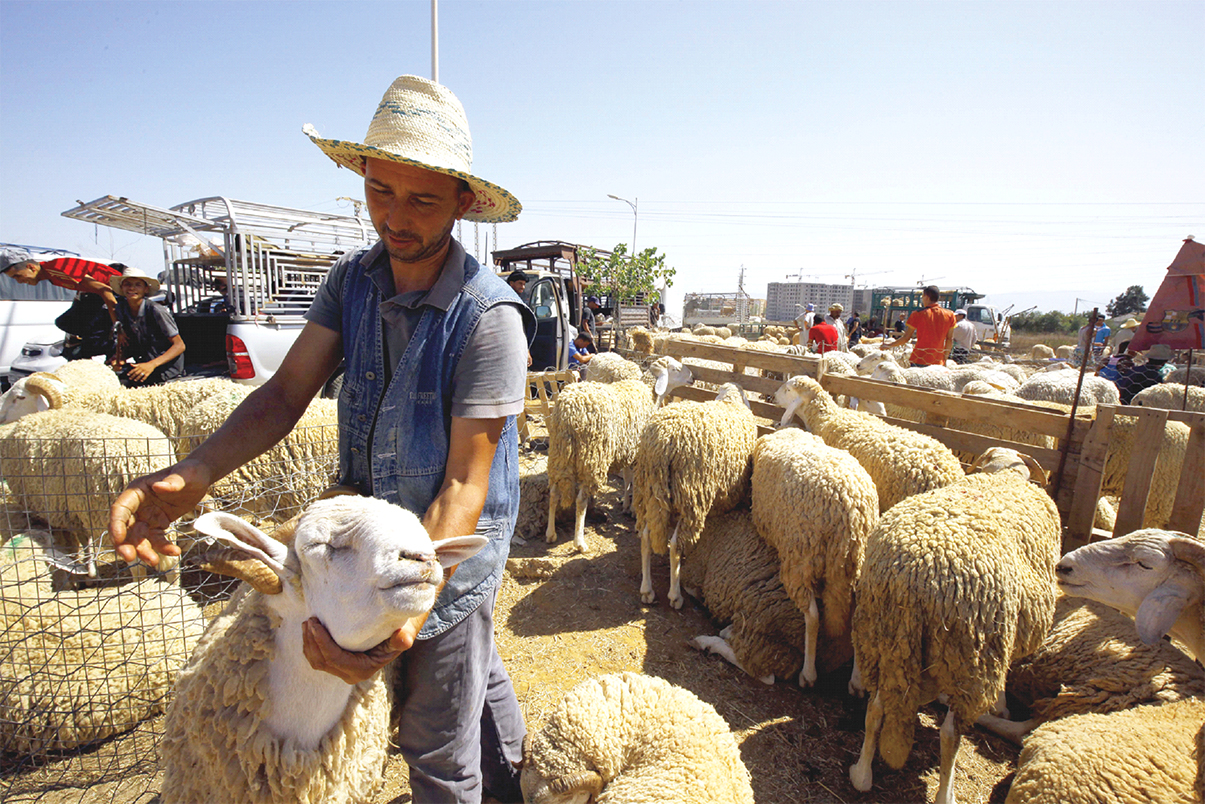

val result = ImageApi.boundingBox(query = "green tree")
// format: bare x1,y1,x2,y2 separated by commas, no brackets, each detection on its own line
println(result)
576,244,676,304
1106,285,1148,318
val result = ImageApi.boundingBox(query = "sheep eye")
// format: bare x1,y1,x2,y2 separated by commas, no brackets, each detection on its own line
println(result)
1135,561,1152,570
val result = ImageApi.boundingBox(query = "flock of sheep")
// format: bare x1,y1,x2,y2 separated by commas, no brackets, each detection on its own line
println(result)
0,323,1201,803
527,324,1202,804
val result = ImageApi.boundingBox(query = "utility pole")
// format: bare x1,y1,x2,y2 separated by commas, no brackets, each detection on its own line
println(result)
431,0,439,82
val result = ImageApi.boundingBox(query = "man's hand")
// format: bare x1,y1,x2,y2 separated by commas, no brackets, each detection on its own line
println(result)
301,616,423,685
110,460,213,567
126,361,156,383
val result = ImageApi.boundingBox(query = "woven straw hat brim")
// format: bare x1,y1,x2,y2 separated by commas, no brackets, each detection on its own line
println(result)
110,273,160,295
306,133,521,224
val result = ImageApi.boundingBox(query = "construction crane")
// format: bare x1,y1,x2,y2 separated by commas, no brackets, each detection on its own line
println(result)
845,268,890,287
786,271,820,281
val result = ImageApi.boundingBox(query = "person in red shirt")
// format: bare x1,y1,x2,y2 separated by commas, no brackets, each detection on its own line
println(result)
882,285,956,366
808,317,839,353
4,256,122,324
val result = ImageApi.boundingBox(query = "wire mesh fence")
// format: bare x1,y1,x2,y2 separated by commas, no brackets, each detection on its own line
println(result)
1,424,338,803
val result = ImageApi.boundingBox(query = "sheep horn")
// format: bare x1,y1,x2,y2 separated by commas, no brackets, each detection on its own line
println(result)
1019,453,1048,487
189,545,283,595
23,373,64,409
535,771,604,804
318,484,363,500
1169,534,1205,576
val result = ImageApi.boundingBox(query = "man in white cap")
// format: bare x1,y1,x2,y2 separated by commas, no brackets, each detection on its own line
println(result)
824,302,848,351
110,76,533,802
950,308,977,363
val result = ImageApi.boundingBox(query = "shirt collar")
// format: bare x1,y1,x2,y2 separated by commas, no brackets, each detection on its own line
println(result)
363,238,466,312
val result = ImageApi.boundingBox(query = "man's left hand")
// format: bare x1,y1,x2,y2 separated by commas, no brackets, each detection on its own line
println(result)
301,616,421,685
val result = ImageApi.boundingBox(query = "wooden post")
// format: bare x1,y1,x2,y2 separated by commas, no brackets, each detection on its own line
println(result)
1067,405,1115,540
1113,408,1170,537
1167,419,1205,534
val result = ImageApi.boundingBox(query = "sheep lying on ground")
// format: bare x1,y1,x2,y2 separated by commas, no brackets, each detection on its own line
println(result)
546,358,692,552
1130,382,1205,411
520,672,754,804
1056,528,1203,662
0,409,178,576
160,495,486,804
1005,697,1204,804
775,375,964,513
1028,344,1056,360
634,383,758,608
749,429,877,688
850,448,1061,804
976,597,1205,743
685,511,825,685
0,532,206,755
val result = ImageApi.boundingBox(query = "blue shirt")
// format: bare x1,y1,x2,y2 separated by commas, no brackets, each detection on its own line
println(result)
569,345,590,366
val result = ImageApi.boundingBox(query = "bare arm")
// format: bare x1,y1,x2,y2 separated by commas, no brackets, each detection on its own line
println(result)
943,327,955,360
78,275,119,322
126,334,186,383
110,322,343,566
883,324,916,351
303,415,504,684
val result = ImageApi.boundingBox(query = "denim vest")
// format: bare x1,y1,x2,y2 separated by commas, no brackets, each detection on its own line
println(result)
336,246,534,638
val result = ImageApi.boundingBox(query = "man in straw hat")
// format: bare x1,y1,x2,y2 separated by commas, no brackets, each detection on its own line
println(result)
110,75,534,801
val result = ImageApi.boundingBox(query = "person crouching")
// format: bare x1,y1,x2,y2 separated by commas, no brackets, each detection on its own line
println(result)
110,266,185,386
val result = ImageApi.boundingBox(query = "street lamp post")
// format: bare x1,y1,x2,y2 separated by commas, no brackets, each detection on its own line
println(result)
607,194,637,255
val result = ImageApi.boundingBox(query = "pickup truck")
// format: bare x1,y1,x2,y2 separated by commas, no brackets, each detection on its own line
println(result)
55,195,374,394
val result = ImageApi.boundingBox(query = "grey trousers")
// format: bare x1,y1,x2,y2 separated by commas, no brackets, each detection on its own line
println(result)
394,585,526,803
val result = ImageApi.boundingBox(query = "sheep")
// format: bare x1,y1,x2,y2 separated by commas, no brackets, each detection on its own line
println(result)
774,375,964,513
0,359,121,423
1055,344,1074,359
177,394,339,523
1101,414,1193,532
0,409,178,577
159,495,487,804
1005,697,1204,804
546,358,693,552
748,428,878,688
975,598,1205,744
633,383,758,608
1165,364,1205,386
685,510,828,685
1056,528,1203,662
0,572,206,756
583,351,643,383
16,371,247,445
849,447,1061,804
519,671,754,804
624,326,654,355
1014,371,1120,407
1130,382,1205,412
1028,344,1056,360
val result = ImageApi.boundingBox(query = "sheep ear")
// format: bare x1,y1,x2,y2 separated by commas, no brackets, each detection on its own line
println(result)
654,371,669,399
431,535,489,568
192,512,292,593
1134,582,1191,646
779,398,801,427
1020,453,1048,486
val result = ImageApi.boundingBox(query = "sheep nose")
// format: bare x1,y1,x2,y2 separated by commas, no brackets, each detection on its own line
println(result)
1055,563,1072,576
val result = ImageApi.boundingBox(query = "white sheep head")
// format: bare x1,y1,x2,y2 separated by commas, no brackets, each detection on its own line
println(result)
773,374,823,427
1056,529,1204,662
191,496,487,652
649,356,693,406
0,373,64,423
968,447,1047,485
713,382,751,408
855,351,895,376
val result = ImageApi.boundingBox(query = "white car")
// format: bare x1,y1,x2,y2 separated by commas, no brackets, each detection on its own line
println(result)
0,245,78,390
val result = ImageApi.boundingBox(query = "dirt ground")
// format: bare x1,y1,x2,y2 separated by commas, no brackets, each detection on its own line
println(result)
4,443,1021,804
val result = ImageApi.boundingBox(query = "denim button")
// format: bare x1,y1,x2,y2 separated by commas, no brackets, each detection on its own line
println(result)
357,414,367,422
365,371,376,380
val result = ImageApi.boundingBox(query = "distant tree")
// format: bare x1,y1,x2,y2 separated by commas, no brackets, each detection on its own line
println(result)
577,244,676,304
1106,285,1149,318
1010,310,1087,334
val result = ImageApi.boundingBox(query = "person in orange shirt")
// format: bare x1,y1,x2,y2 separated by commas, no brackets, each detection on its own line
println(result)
882,286,957,366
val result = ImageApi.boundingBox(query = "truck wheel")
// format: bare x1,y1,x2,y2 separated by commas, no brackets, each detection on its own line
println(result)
321,370,344,399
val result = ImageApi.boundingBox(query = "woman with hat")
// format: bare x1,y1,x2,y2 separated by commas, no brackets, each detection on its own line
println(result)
1108,317,1140,357
111,265,185,386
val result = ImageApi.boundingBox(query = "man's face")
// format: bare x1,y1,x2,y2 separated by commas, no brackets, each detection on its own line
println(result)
120,278,150,302
364,158,476,266
509,279,526,295
4,263,40,285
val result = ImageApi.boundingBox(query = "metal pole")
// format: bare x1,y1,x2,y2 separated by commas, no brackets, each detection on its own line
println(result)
1054,307,1099,500
431,0,439,82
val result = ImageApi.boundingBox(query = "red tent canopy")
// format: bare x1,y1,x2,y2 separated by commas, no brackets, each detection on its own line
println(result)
1128,237,1205,353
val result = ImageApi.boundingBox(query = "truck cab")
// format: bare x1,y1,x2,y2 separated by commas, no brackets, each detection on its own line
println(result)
962,303,1011,347
493,241,589,371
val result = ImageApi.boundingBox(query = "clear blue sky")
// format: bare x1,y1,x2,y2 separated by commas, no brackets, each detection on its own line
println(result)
2,0,1201,317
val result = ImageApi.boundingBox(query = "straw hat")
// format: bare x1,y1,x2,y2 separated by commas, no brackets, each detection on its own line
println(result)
303,75,520,223
1119,317,1140,330
109,265,160,295
829,303,844,313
